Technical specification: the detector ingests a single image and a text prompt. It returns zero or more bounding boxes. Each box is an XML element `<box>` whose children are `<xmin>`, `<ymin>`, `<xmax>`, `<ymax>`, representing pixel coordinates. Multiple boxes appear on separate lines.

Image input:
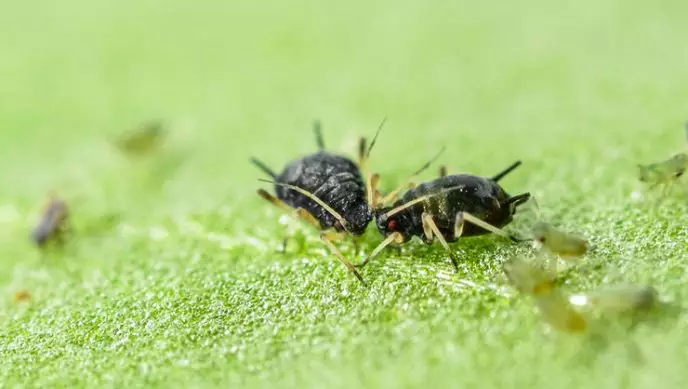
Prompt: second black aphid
<box><xmin>251</xmin><ymin>120</ymin><xmax>384</xmax><ymax>284</ymax></box>
<box><xmin>359</xmin><ymin>161</ymin><xmax>531</xmax><ymax>270</ymax></box>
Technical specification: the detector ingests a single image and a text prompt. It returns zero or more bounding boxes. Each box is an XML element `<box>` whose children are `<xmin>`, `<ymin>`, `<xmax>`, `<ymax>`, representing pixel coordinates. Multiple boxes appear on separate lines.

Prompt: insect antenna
<box><xmin>313</xmin><ymin>120</ymin><xmax>325</xmax><ymax>150</ymax></box>
<box><xmin>491</xmin><ymin>160</ymin><xmax>523</xmax><ymax>182</ymax></box>
<box><xmin>379</xmin><ymin>147</ymin><xmax>446</xmax><ymax>207</ymax></box>
<box><xmin>258</xmin><ymin>179</ymin><xmax>350</xmax><ymax>232</ymax></box>
<box><xmin>365</xmin><ymin>117</ymin><xmax>387</xmax><ymax>160</ymax></box>
<box><xmin>361</xmin><ymin>117</ymin><xmax>388</xmax><ymax>207</ymax></box>
<box><xmin>250</xmin><ymin>157</ymin><xmax>277</xmax><ymax>178</ymax></box>
<box><xmin>381</xmin><ymin>185</ymin><xmax>461</xmax><ymax>220</ymax></box>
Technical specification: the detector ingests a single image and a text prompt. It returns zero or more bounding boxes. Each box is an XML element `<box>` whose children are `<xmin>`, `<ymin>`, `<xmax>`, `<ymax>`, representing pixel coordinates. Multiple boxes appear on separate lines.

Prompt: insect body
<box><xmin>271</xmin><ymin>151</ymin><xmax>371</xmax><ymax>235</ymax></box>
<box><xmin>31</xmin><ymin>196</ymin><xmax>71</xmax><ymax>248</ymax></box>
<box><xmin>637</xmin><ymin>152</ymin><xmax>688</xmax><ymax>188</ymax></box>
<box><xmin>251</xmin><ymin>120</ymin><xmax>385</xmax><ymax>284</ymax></box>
<box><xmin>570</xmin><ymin>285</ymin><xmax>659</xmax><ymax>315</ymax></box>
<box><xmin>504</xmin><ymin>258</ymin><xmax>665</xmax><ymax>334</ymax></box>
<box><xmin>359</xmin><ymin>161</ymin><xmax>531</xmax><ymax>270</ymax></box>
<box><xmin>532</xmin><ymin>221</ymin><xmax>589</xmax><ymax>258</ymax></box>
<box><xmin>111</xmin><ymin>121</ymin><xmax>166</xmax><ymax>156</ymax></box>
<box><xmin>13</xmin><ymin>290</ymin><xmax>31</xmax><ymax>303</ymax></box>
<box><xmin>503</xmin><ymin>257</ymin><xmax>587</xmax><ymax>333</ymax></box>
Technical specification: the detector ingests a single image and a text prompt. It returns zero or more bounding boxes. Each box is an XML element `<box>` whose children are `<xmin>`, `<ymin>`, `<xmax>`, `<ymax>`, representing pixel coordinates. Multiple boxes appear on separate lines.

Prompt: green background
<box><xmin>1</xmin><ymin>0</ymin><xmax>687</xmax><ymax>387</ymax></box>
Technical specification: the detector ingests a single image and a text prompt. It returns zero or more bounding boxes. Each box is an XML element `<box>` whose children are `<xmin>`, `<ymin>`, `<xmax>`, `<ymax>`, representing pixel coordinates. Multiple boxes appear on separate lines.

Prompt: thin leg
<box><xmin>279</xmin><ymin>237</ymin><xmax>289</xmax><ymax>253</ymax></box>
<box><xmin>258</xmin><ymin>189</ymin><xmax>322</xmax><ymax>252</ymax></box>
<box><xmin>278</xmin><ymin>207</ymin><xmax>323</xmax><ymax>253</ymax></box>
<box><xmin>257</xmin><ymin>189</ymin><xmax>290</xmax><ymax>211</ymax></box>
<box><xmin>460</xmin><ymin>212</ymin><xmax>519</xmax><ymax>242</ymax></box>
<box><xmin>258</xmin><ymin>189</ymin><xmax>320</xmax><ymax>227</ymax></box>
<box><xmin>294</xmin><ymin>208</ymin><xmax>321</xmax><ymax>228</ymax></box>
<box><xmin>321</xmin><ymin>230</ymin><xmax>366</xmax><ymax>285</ymax></box>
<box><xmin>453</xmin><ymin>212</ymin><xmax>464</xmax><ymax>238</ymax></box>
<box><xmin>374</xmin><ymin>190</ymin><xmax>383</xmax><ymax>208</ymax></box>
<box><xmin>367</xmin><ymin>173</ymin><xmax>380</xmax><ymax>208</ymax></box>
<box><xmin>422</xmin><ymin>212</ymin><xmax>459</xmax><ymax>271</ymax></box>
<box><xmin>356</xmin><ymin>231</ymin><xmax>404</xmax><ymax>269</ymax></box>
<box><xmin>439</xmin><ymin>165</ymin><xmax>448</xmax><ymax>177</ymax></box>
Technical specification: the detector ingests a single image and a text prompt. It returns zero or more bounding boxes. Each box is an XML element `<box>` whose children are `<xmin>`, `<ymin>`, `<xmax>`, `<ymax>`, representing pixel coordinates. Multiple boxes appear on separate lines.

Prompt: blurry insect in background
<box><xmin>569</xmin><ymin>284</ymin><xmax>659</xmax><ymax>318</ymax></box>
<box><xmin>531</xmin><ymin>220</ymin><xmax>589</xmax><ymax>258</ymax></box>
<box><xmin>358</xmin><ymin>159</ymin><xmax>531</xmax><ymax>271</ymax></box>
<box><xmin>509</xmin><ymin>197</ymin><xmax>589</xmax><ymax>259</ymax></box>
<box><xmin>31</xmin><ymin>195</ymin><xmax>71</xmax><ymax>249</ymax></box>
<box><xmin>111</xmin><ymin>120</ymin><xmax>166</xmax><ymax>156</ymax></box>
<box><xmin>504</xmin><ymin>257</ymin><xmax>669</xmax><ymax>335</ymax></box>
<box><xmin>251</xmin><ymin>119</ymin><xmax>388</xmax><ymax>284</ymax></box>
<box><xmin>636</xmin><ymin>121</ymin><xmax>688</xmax><ymax>193</ymax></box>
<box><xmin>503</xmin><ymin>256</ymin><xmax>588</xmax><ymax>333</ymax></box>
<box><xmin>13</xmin><ymin>290</ymin><xmax>31</xmax><ymax>303</ymax></box>
<box><xmin>637</xmin><ymin>153</ymin><xmax>688</xmax><ymax>190</ymax></box>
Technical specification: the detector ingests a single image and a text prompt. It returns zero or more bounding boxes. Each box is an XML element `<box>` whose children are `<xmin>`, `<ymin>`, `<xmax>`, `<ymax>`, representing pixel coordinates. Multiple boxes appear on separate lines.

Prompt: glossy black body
<box><xmin>376</xmin><ymin>174</ymin><xmax>529</xmax><ymax>243</ymax></box>
<box><xmin>275</xmin><ymin>151</ymin><xmax>371</xmax><ymax>235</ymax></box>
<box><xmin>31</xmin><ymin>199</ymin><xmax>68</xmax><ymax>247</ymax></box>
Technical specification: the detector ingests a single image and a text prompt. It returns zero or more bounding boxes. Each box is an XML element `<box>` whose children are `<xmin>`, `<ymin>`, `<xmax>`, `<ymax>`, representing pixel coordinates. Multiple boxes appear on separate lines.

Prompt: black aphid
<box><xmin>31</xmin><ymin>195</ymin><xmax>71</xmax><ymax>248</ymax></box>
<box><xmin>251</xmin><ymin>120</ymin><xmax>387</xmax><ymax>284</ymax></box>
<box><xmin>358</xmin><ymin>161</ymin><xmax>531</xmax><ymax>270</ymax></box>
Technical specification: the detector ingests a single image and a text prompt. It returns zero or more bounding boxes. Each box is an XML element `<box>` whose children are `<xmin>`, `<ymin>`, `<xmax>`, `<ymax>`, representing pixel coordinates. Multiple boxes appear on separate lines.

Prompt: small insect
<box><xmin>13</xmin><ymin>290</ymin><xmax>31</xmax><ymax>303</ymax></box>
<box><xmin>31</xmin><ymin>195</ymin><xmax>71</xmax><ymax>248</ymax></box>
<box><xmin>111</xmin><ymin>120</ymin><xmax>166</xmax><ymax>156</ymax></box>
<box><xmin>503</xmin><ymin>257</ymin><xmax>587</xmax><ymax>333</ymax></box>
<box><xmin>569</xmin><ymin>285</ymin><xmax>659</xmax><ymax>315</ymax></box>
<box><xmin>532</xmin><ymin>221</ymin><xmax>589</xmax><ymax>258</ymax></box>
<box><xmin>358</xmin><ymin>160</ymin><xmax>531</xmax><ymax>270</ymax></box>
<box><xmin>637</xmin><ymin>152</ymin><xmax>688</xmax><ymax>189</ymax></box>
<box><xmin>251</xmin><ymin>119</ymin><xmax>387</xmax><ymax>284</ymax></box>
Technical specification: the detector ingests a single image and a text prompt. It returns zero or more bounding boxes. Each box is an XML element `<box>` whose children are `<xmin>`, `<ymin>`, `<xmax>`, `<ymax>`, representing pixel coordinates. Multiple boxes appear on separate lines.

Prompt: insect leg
<box><xmin>320</xmin><ymin>230</ymin><xmax>366</xmax><ymax>285</ymax></box>
<box><xmin>367</xmin><ymin>173</ymin><xmax>380</xmax><ymax>208</ymax></box>
<box><xmin>58</xmin><ymin>215</ymin><xmax>73</xmax><ymax>244</ymax></box>
<box><xmin>459</xmin><ymin>212</ymin><xmax>519</xmax><ymax>242</ymax></box>
<box><xmin>356</xmin><ymin>232</ymin><xmax>404</xmax><ymax>269</ymax></box>
<box><xmin>277</xmin><ymin>207</ymin><xmax>323</xmax><ymax>253</ymax></box>
<box><xmin>257</xmin><ymin>189</ymin><xmax>291</xmax><ymax>211</ymax></box>
<box><xmin>258</xmin><ymin>189</ymin><xmax>320</xmax><ymax>252</ymax></box>
<box><xmin>422</xmin><ymin>212</ymin><xmax>459</xmax><ymax>271</ymax></box>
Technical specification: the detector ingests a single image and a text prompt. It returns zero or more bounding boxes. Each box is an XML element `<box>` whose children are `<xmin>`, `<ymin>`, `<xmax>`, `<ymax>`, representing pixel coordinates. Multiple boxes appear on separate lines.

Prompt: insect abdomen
<box><xmin>276</xmin><ymin>152</ymin><xmax>366</xmax><ymax>229</ymax></box>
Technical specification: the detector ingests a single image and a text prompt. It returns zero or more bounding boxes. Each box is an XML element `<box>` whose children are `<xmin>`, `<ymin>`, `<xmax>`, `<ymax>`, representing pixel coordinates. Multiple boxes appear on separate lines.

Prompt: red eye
<box><xmin>387</xmin><ymin>219</ymin><xmax>398</xmax><ymax>231</ymax></box>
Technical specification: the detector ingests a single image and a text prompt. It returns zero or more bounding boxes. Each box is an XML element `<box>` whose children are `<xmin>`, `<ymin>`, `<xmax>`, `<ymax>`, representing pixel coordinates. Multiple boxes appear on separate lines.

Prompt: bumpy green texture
<box><xmin>1</xmin><ymin>1</ymin><xmax>687</xmax><ymax>388</ymax></box>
